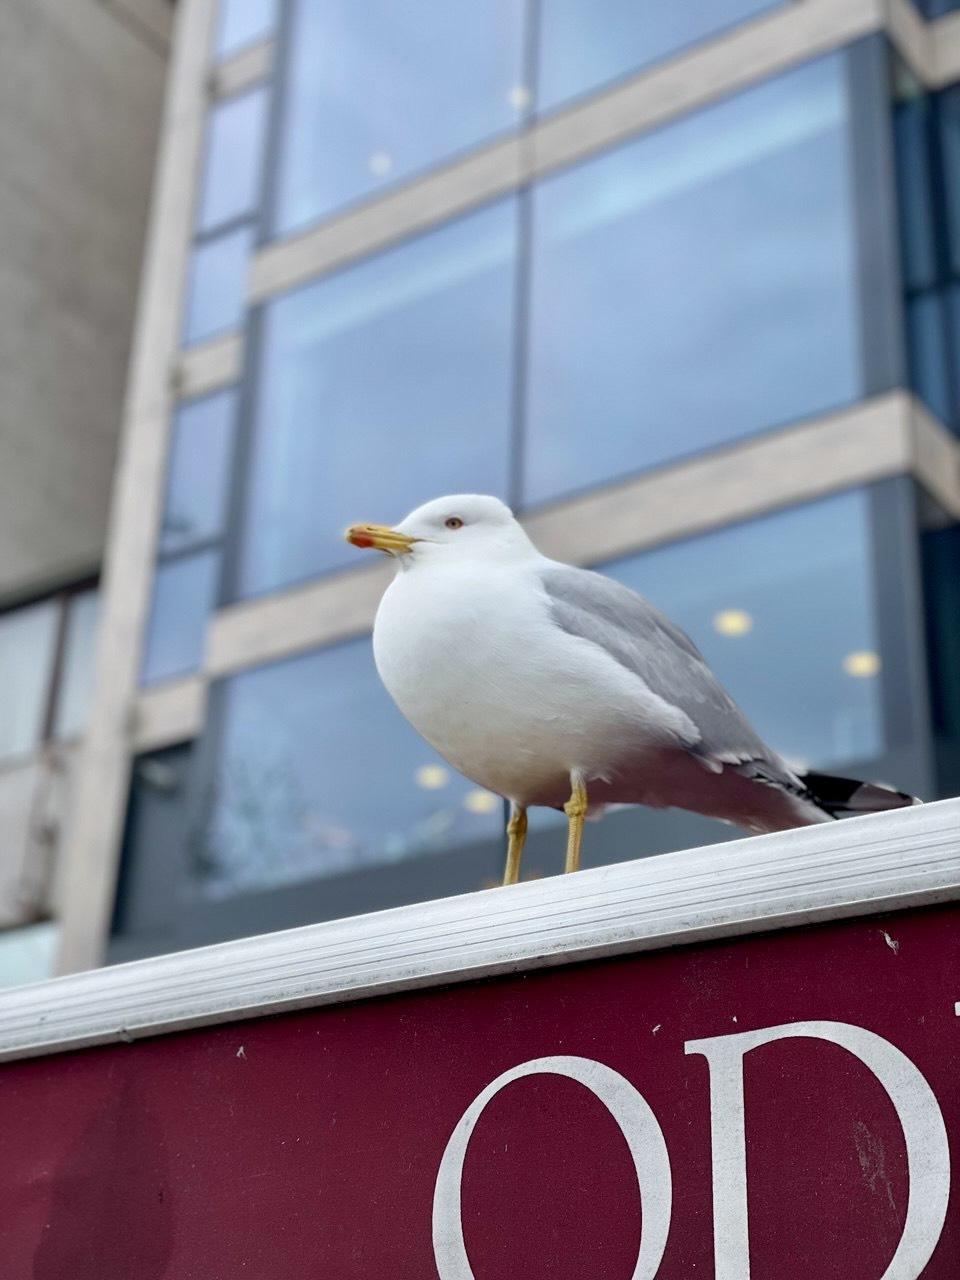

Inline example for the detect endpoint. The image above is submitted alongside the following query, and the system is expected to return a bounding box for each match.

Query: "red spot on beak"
[349,532,375,548]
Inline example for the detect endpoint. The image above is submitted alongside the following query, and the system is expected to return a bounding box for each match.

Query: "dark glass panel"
[893,96,938,291]
[906,292,952,425]
[190,638,502,899]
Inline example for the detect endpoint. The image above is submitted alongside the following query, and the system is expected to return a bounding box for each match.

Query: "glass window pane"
[197,88,269,233]
[906,292,952,425]
[159,390,238,555]
[214,0,278,57]
[523,53,862,506]
[191,638,502,900]
[274,0,526,234]
[938,86,960,276]
[0,923,58,990]
[238,200,517,597]
[52,589,101,741]
[603,490,882,769]
[894,97,938,292]
[141,552,220,685]
[0,602,59,761]
[538,0,781,113]
[183,226,253,346]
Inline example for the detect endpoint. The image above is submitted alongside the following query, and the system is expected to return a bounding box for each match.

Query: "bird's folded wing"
[539,563,793,780]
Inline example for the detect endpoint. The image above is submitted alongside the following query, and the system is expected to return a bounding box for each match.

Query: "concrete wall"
[0,0,170,603]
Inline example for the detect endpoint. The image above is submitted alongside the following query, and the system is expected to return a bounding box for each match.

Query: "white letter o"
[432,1055,672,1280]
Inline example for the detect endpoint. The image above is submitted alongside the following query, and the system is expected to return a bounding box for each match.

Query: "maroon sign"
[2,902,959,1278]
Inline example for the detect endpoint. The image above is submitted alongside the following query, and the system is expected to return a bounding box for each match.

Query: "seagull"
[346,495,919,885]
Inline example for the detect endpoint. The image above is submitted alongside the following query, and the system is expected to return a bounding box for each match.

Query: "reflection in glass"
[159,390,238,555]
[238,200,517,596]
[538,0,780,113]
[183,226,253,345]
[274,0,526,233]
[214,0,278,57]
[197,88,269,233]
[141,551,220,684]
[523,53,861,505]
[605,490,882,768]
[191,638,502,898]
[0,602,59,761]
[53,590,101,741]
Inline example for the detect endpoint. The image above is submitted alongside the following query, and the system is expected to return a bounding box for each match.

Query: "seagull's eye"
[444,516,464,530]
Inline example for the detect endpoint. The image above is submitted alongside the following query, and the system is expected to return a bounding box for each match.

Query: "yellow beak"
[345,523,419,556]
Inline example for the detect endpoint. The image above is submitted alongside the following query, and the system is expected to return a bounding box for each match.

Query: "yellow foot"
[563,774,588,873]
[502,805,528,886]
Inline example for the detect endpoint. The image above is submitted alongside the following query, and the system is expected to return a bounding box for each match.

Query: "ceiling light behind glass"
[712,608,753,636]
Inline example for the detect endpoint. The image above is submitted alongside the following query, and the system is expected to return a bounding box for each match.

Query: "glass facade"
[195,638,502,900]
[142,391,238,684]
[603,491,883,769]
[142,552,222,684]
[536,0,781,113]
[894,81,960,430]
[183,226,254,345]
[197,88,270,234]
[237,200,518,595]
[116,482,935,959]
[270,0,791,233]
[912,0,960,16]
[232,50,884,596]
[274,0,527,234]
[524,53,862,503]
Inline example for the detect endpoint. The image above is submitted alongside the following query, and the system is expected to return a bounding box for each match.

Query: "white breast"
[372,558,695,807]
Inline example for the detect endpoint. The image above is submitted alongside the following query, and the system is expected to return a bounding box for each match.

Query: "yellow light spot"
[369,150,393,176]
[508,85,531,110]
[464,789,499,814]
[415,764,449,790]
[713,608,753,637]
[843,650,882,678]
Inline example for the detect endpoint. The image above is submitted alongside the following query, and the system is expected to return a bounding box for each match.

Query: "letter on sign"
[686,1021,950,1280]
[432,1055,672,1280]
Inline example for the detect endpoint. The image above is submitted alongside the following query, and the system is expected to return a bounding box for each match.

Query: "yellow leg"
[563,774,588,874]
[503,804,527,886]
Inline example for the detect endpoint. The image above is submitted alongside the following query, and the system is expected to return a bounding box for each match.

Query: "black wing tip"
[800,770,921,817]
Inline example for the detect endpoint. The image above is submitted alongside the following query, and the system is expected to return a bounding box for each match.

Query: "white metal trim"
[5,798,960,1063]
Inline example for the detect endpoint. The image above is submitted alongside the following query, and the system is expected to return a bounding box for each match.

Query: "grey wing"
[540,563,794,781]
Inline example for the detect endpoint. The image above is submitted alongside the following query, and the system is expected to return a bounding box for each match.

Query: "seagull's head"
[346,494,535,568]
